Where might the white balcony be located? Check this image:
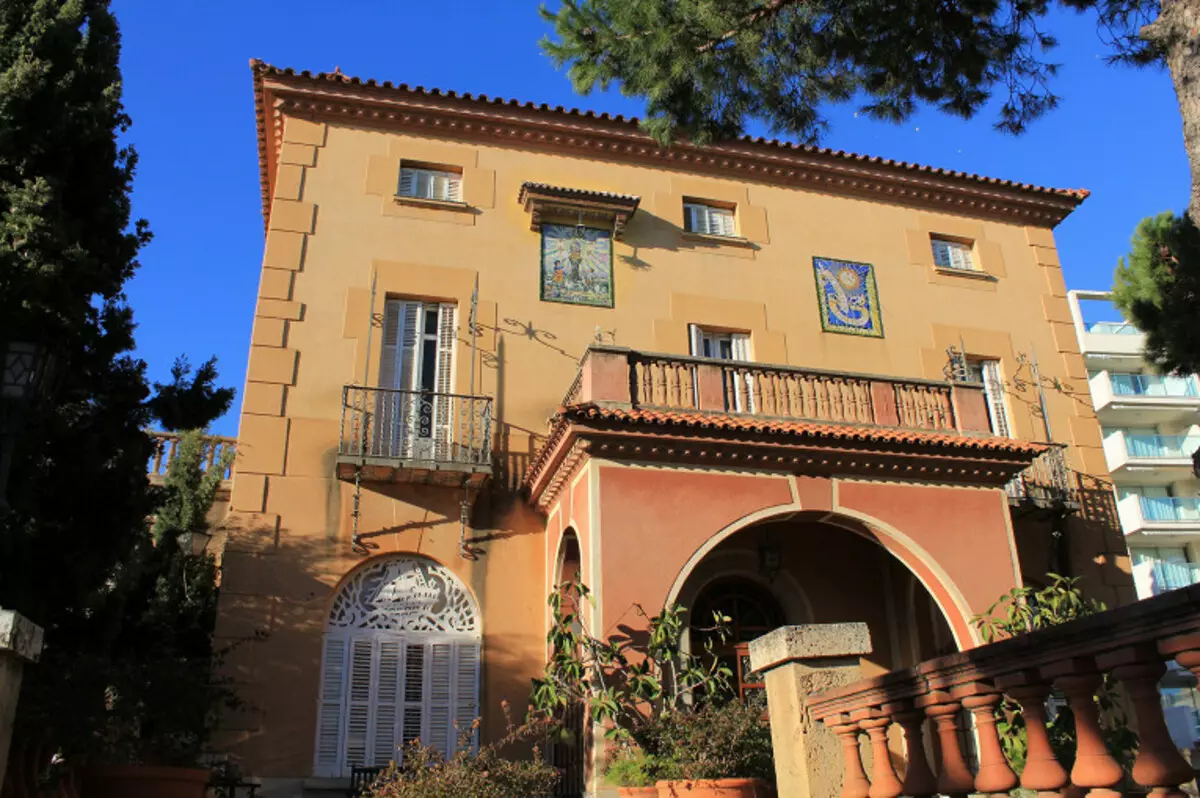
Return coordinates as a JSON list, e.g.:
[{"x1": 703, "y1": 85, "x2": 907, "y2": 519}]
[
  {"x1": 1118, "y1": 494, "x2": 1200, "y2": 537},
  {"x1": 1102, "y1": 431, "x2": 1200, "y2": 482},
  {"x1": 1090, "y1": 370, "x2": 1200, "y2": 425},
  {"x1": 1132, "y1": 558, "x2": 1200, "y2": 598},
  {"x1": 1079, "y1": 320, "x2": 1147, "y2": 358}
]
